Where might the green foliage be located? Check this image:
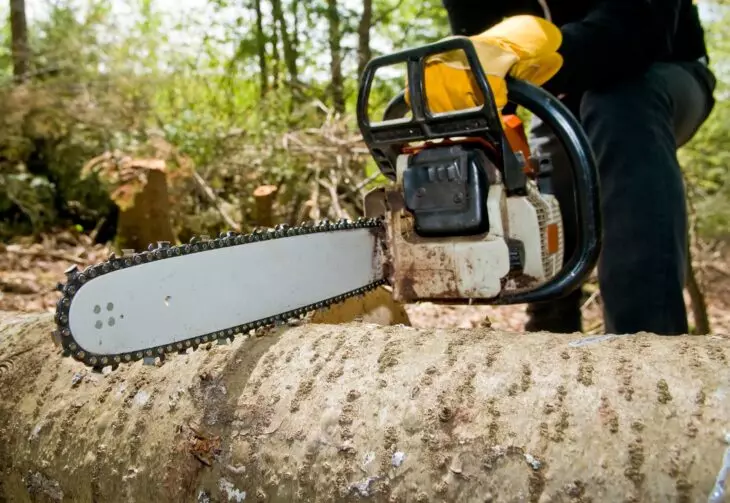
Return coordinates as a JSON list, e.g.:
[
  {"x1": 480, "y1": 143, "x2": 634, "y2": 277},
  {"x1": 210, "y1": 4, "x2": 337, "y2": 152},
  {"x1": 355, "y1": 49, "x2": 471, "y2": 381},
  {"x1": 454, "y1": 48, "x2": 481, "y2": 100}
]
[
  {"x1": 678, "y1": 0, "x2": 730, "y2": 240},
  {"x1": 0, "y1": 0, "x2": 727, "y2": 244},
  {"x1": 0, "y1": 165, "x2": 56, "y2": 237}
]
